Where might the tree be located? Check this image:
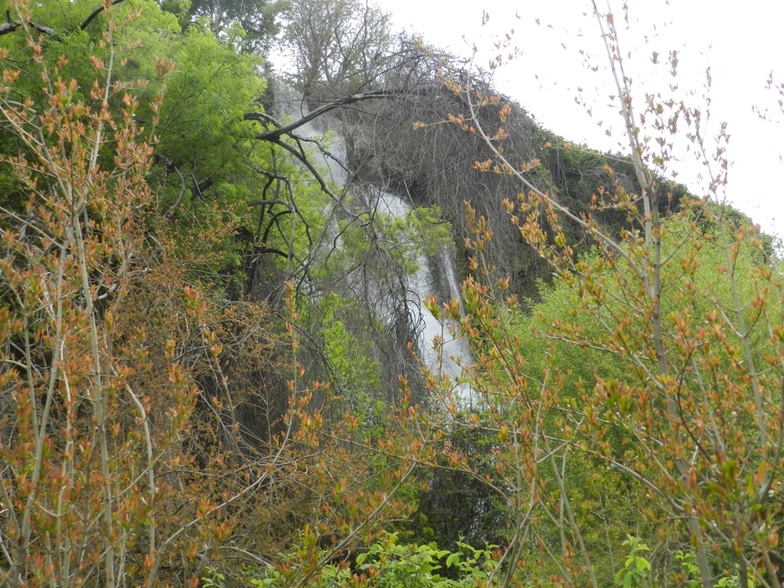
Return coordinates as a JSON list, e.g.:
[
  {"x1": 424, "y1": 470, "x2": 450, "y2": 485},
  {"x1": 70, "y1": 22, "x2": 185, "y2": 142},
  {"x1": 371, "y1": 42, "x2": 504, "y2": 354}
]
[
  {"x1": 281, "y1": 0, "x2": 395, "y2": 100},
  {"x1": 184, "y1": 0, "x2": 284, "y2": 53}
]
